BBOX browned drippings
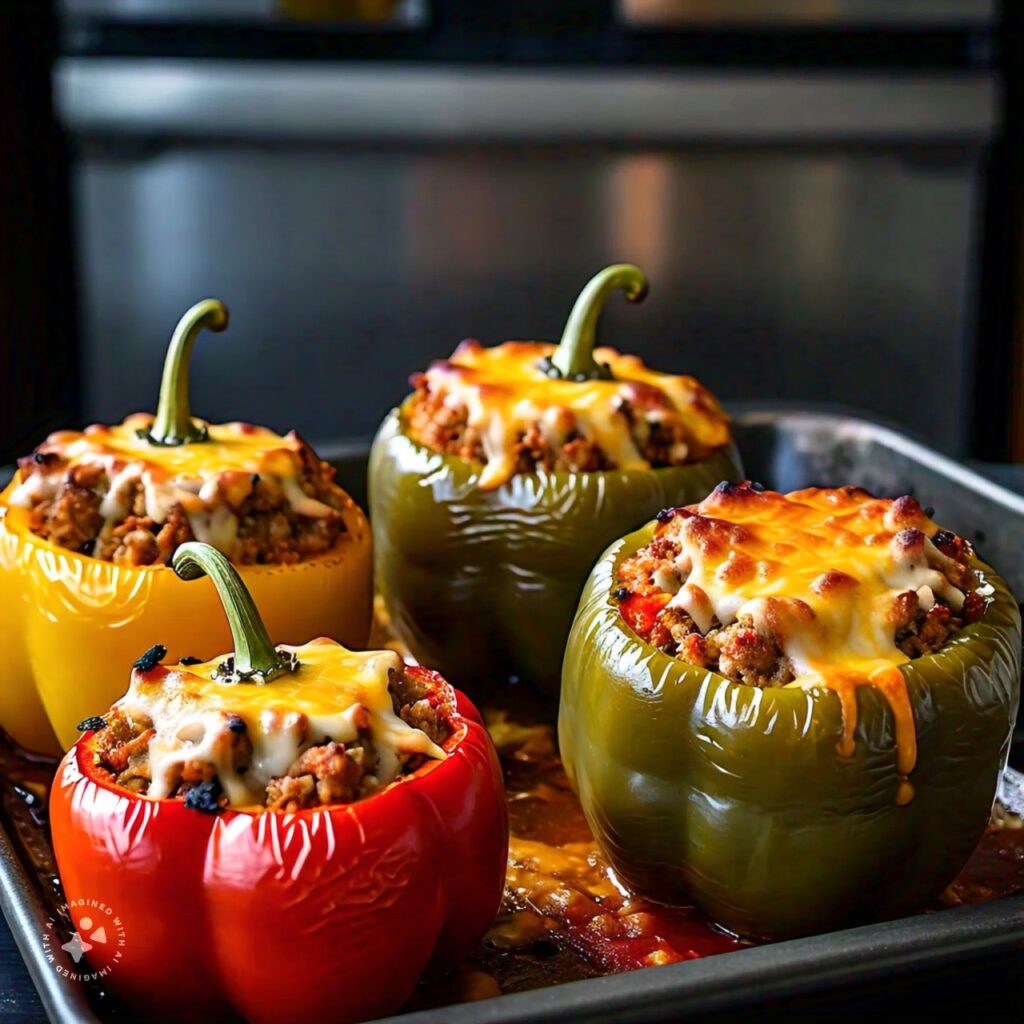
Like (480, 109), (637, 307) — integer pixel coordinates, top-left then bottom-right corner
(412, 709), (1024, 1006)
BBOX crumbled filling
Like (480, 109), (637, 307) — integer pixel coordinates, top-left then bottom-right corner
(403, 340), (731, 488)
(87, 666), (452, 812)
(407, 375), (715, 475)
(615, 484), (988, 688)
(8, 418), (350, 566)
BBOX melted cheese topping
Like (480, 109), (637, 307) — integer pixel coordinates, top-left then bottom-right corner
(416, 341), (730, 489)
(7, 413), (336, 553)
(115, 637), (446, 809)
(650, 486), (989, 803)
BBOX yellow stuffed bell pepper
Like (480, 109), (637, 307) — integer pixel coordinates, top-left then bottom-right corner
(0, 300), (371, 753)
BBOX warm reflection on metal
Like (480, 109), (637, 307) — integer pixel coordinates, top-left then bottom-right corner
(620, 0), (995, 27)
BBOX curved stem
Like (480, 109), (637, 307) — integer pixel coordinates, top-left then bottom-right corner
(147, 299), (229, 446)
(548, 264), (648, 380)
(172, 542), (296, 684)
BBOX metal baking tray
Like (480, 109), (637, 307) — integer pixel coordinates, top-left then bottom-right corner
(2, 405), (1023, 1024)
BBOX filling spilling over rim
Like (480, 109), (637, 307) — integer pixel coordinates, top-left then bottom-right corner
(81, 639), (451, 812)
(615, 482), (991, 804)
(405, 340), (731, 490)
(5, 414), (351, 566)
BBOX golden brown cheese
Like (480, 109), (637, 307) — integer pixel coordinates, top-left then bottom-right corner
(7, 413), (336, 554)
(117, 637), (445, 809)
(656, 486), (988, 804)
(415, 340), (731, 489)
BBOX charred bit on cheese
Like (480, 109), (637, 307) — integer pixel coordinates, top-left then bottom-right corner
(404, 340), (731, 490)
(6, 414), (350, 565)
(615, 483), (991, 805)
(86, 638), (451, 812)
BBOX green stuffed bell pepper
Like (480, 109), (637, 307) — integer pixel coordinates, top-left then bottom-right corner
(370, 265), (743, 697)
(559, 482), (1021, 939)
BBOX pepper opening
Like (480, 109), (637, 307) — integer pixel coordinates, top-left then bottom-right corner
(145, 299), (229, 447)
(542, 264), (648, 381)
(171, 541), (298, 684)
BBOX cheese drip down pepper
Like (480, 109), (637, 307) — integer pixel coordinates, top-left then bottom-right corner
(120, 639), (446, 809)
(0, 300), (371, 752)
(624, 486), (987, 804)
(6, 417), (341, 555)
(559, 485), (1021, 940)
(419, 339), (731, 491)
(50, 543), (508, 1024)
(370, 264), (743, 698)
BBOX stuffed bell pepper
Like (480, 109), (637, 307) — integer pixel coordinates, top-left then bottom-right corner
(370, 264), (742, 696)
(51, 542), (507, 1024)
(0, 300), (372, 753)
(559, 482), (1020, 939)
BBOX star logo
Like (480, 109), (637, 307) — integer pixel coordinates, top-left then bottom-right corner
(60, 916), (108, 963)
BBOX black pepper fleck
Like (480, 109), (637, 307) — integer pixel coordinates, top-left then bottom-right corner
(614, 588), (631, 602)
(80, 539), (95, 556)
(183, 780), (223, 814)
(749, 481), (766, 492)
(76, 716), (106, 733)
(655, 508), (676, 524)
(227, 715), (246, 734)
(179, 656), (202, 666)
(133, 644), (167, 672)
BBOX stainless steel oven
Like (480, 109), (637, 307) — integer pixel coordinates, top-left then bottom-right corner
(54, 0), (1001, 455)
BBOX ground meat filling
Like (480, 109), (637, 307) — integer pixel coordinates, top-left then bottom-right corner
(88, 667), (453, 812)
(616, 505), (987, 687)
(405, 375), (716, 474)
(15, 437), (348, 566)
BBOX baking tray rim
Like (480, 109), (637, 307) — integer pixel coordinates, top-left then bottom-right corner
(2, 402), (1023, 1024)
(0, 821), (102, 1024)
(729, 402), (1024, 514)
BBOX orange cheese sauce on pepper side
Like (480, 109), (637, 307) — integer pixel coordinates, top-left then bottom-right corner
(6, 414), (338, 553)
(414, 341), (731, 490)
(630, 485), (991, 804)
(114, 638), (445, 810)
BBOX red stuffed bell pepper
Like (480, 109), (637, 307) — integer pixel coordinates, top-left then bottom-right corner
(50, 542), (508, 1024)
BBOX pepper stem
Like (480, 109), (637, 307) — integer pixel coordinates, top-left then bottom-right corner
(146, 299), (229, 446)
(548, 264), (648, 381)
(172, 542), (296, 684)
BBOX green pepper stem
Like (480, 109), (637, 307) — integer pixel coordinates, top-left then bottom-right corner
(172, 542), (295, 684)
(549, 264), (648, 380)
(147, 299), (229, 447)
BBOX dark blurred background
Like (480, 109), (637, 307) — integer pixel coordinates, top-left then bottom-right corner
(1, 0), (1022, 465)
